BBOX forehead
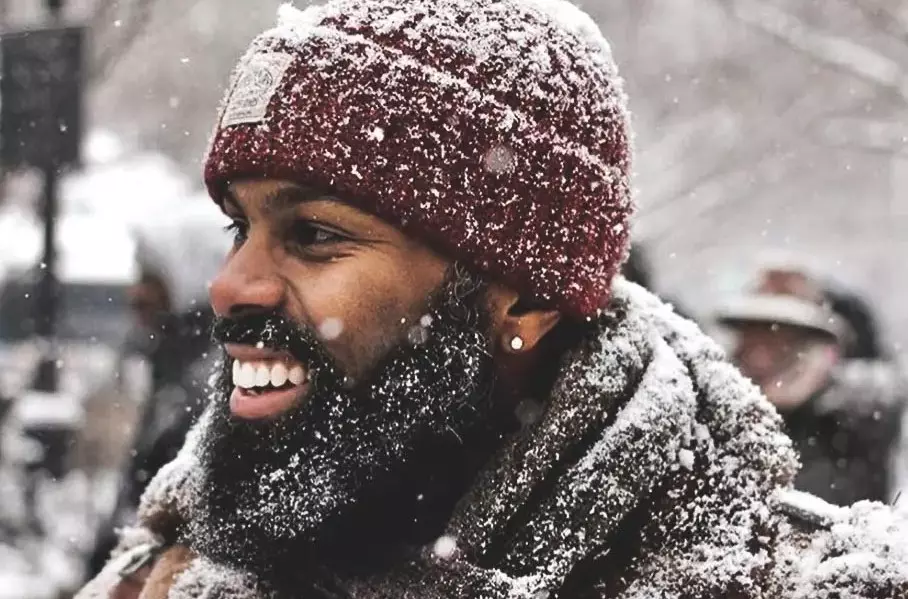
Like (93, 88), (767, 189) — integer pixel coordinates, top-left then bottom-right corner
(224, 179), (385, 228)
(224, 179), (339, 213)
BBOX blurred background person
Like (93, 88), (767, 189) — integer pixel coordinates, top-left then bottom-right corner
(821, 279), (908, 507)
(84, 263), (214, 579)
(117, 265), (213, 506)
(716, 265), (907, 506)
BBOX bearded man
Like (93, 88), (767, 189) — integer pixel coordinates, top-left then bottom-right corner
(79, 1), (908, 598)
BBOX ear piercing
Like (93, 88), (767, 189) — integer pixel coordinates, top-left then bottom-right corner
(509, 336), (525, 351)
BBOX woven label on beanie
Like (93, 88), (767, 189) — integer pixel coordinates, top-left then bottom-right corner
(221, 52), (294, 128)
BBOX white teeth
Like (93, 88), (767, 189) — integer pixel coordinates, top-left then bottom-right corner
(255, 364), (271, 387)
(240, 363), (257, 389)
(232, 360), (306, 390)
(271, 363), (288, 387)
(288, 365), (305, 386)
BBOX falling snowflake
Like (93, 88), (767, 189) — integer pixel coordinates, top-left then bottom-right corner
(483, 144), (516, 174)
(368, 126), (386, 142)
(432, 535), (457, 560)
(678, 448), (695, 470)
(319, 318), (344, 340)
(407, 324), (429, 345)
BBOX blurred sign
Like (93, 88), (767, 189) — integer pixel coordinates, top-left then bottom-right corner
(14, 389), (82, 477)
(13, 389), (84, 429)
(0, 26), (84, 169)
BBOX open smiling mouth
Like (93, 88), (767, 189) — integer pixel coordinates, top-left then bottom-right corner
(230, 357), (311, 420)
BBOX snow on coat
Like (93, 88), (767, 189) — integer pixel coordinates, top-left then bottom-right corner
(77, 282), (908, 598)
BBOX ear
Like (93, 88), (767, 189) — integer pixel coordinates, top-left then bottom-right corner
(485, 283), (562, 354)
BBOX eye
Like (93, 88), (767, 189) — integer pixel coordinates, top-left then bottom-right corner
(224, 220), (249, 246)
(291, 220), (346, 248)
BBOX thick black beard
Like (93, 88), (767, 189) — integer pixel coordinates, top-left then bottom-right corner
(187, 269), (501, 585)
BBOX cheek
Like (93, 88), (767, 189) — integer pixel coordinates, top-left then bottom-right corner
(282, 260), (418, 378)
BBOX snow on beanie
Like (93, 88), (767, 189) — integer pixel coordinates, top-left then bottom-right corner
(204, 0), (633, 318)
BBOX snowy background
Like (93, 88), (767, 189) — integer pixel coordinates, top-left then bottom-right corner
(0, 0), (906, 596)
(3, 0), (904, 349)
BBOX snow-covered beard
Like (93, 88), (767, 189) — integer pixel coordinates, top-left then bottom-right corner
(188, 269), (499, 583)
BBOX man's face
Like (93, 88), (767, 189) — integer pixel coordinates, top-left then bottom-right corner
(732, 322), (809, 386)
(128, 281), (169, 331)
(191, 180), (501, 578)
(211, 179), (456, 404)
(730, 321), (838, 410)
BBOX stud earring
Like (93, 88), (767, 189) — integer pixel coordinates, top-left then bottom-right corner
(509, 336), (525, 351)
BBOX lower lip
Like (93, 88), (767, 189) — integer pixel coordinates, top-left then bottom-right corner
(229, 383), (309, 420)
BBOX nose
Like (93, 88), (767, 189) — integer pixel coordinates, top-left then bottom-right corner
(737, 341), (776, 376)
(209, 239), (285, 317)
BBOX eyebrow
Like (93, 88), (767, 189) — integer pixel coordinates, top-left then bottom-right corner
(222, 184), (332, 218)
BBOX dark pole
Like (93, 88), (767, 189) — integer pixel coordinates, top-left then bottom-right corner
(31, 0), (65, 393)
(32, 167), (59, 392)
(20, 0), (70, 537)
(22, 0), (67, 534)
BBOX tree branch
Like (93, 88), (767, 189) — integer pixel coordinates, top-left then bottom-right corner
(89, 0), (121, 34)
(726, 0), (908, 104)
(90, 0), (158, 83)
(845, 0), (908, 47)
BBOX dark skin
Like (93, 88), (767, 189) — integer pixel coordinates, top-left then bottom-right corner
(209, 179), (562, 407)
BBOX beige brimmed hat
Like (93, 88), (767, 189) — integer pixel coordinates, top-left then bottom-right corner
(716, 267), (850, 343)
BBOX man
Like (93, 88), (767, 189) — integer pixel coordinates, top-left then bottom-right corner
(80, 1), (908, 597)
(717, 266), (906, 506)
(120, 268), (213, 508)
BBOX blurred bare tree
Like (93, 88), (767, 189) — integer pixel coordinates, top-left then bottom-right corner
(86, 0), (159, 82)
(90, 0), (285, 170)
(573, 0), (907, 352)
(724, 0), (907, 151)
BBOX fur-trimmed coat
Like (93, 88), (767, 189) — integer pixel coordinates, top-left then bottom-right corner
(78, 283), (908, 599)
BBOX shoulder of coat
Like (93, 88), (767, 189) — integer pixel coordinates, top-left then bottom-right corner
(818, 360), (908, 416)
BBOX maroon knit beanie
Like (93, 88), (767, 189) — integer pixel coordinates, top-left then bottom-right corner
(204, 0), (633, 318)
